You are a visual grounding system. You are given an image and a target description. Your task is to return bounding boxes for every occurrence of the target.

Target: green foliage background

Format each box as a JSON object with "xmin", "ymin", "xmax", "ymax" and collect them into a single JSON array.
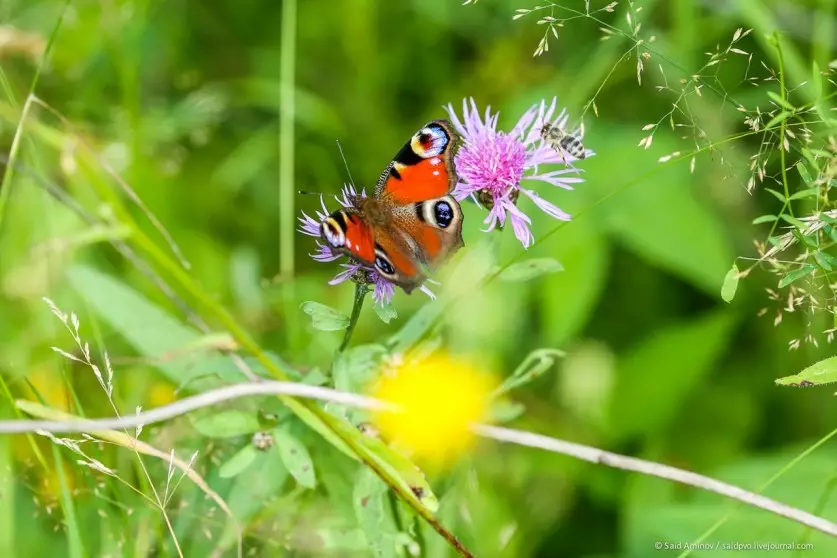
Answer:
[{"xmin": 2, "ymin": 0, "xmax": 837, "ymax": 556}]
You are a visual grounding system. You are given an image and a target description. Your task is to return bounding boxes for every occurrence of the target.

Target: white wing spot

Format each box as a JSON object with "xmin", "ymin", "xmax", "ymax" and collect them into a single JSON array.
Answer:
[
  {"xmin": 430, "ymin": 157, "xmax": 441, "ymax": 166},
  {"xmin": 432, "ymin": 170, "xmax": 440, "ymax": 176}
]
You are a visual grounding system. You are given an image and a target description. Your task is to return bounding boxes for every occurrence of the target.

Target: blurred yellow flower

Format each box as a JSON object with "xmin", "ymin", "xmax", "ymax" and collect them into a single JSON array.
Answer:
[{"xmin": 370, "ymin": 355, "xmax": 496, "ymax": 468}]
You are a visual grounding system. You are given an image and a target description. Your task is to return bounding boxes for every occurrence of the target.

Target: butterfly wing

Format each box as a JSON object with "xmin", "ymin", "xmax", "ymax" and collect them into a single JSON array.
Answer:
[
  {"xmin": 373, "ymin": 120, "xmax": 465, "ymax": 291},
  {"xmin": 320, "ymin": 208, "xmax": 376, "ymax": 264}
]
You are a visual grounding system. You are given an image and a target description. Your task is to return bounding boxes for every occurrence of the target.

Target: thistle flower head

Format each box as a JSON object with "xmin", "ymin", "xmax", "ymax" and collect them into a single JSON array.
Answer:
[
  {"xmin": 445, "ymin": 97, "xmax": 589, "ymax": 248},
  {"xmin": 370, "ymin": 354, "xmax": 496, "ymax": 468}
]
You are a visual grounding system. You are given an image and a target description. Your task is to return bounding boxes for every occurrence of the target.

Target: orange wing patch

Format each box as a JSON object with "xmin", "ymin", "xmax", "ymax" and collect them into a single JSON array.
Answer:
[
  {"xmin": 375, "ymin": 233, "xmax": 419, "ymax": 278},
  {"xmin": 342, "ymin": 213, "xmax": 375, "ymax": 264},
  {"xmin": 383, "ymin": 156, "xmax": 451, "ymax": 204}
]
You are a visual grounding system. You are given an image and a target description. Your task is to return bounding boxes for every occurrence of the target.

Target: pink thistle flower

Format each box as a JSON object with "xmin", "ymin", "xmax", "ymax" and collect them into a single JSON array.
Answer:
[
  {"xmin": 445, "ymin": 97, "xmax": 589, "ymax": 248},
  {"xmin": 298, "ymin": 184, "xmax": 436, "ymax": 306}
]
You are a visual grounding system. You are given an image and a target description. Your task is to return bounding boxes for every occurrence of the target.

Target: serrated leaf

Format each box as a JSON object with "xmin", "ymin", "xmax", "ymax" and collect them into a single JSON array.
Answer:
[
  {"xmin": 218, "ymin": 445, "xmax": 259, "ymax": 478},
  {"xmin": 776, "ymin": 355, "xmax": 837, "ymax": 386},
  {"xmin": 274, "ymin": 426, "xmax": 316, "ymax": 488},
  {"xmin": 498, "ymin": 258, "xmax": 564, "ymax": 282},
  {"xmin": 192, "ymin": 410, "xmax": 261, "ymax": 438},
  {"xmin": 778, "ymin": 264, "xmax": 816, "ymax": 288},
  {"xmin": 373, "ymin": 303, "xmax": 397, "ymax": 324},
  {"xmin": 752, "ymin": 214, "xmax": 778, "ymax": 224},
  {"xmin": 300, "ymin": 301, "xmax": 350, "ymax": 331},
  {"xmin": 721, "ymin": 263, "xmax": 740, "ymax": 302}
]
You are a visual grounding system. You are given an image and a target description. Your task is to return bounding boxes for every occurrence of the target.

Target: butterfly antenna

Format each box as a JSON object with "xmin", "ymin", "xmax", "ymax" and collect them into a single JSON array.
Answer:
[
  {"xmin": 298, "ymin": 190, "xmax": 322, "ymax": 196},
  {"xmin": 336, "ymin": 139, "xmax": 355, "ymax": 188}
]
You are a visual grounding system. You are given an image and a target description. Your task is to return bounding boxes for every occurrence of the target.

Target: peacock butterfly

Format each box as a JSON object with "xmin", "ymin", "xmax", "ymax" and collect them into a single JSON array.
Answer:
[{"xmin": 320, "ymin": 120, "xmax": 464, "ymax": 293}]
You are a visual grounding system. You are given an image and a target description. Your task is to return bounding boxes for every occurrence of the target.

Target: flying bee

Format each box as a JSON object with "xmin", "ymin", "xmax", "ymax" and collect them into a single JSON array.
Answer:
[{"xmin": 540, "ymin": 122, "xmax": 586, "ymax": 160}]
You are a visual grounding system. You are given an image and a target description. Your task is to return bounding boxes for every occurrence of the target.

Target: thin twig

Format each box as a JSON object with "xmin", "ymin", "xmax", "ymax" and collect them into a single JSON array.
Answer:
[
  {"xmin": 474, "ymin": 425, "xmax": 837, "ymax": 538},
  {"xmin": 3, "ymin": 382, "xmax": 388, "ymax": 433},
  {"xmin": 4, "ymin": 381, "xmax": 837, "ymax": 539}
]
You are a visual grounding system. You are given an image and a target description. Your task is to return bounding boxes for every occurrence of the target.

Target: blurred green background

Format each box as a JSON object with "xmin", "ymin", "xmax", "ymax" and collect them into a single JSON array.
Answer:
[{"xmin": 3, "ymin": 0, "xmax": 837, "ymax": 556}]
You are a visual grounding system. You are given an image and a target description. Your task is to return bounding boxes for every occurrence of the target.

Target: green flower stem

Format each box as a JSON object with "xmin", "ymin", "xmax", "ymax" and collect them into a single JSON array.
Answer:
[{"xmin": 339, "ymin": 282, "xmax": 369, "ymax": 353}]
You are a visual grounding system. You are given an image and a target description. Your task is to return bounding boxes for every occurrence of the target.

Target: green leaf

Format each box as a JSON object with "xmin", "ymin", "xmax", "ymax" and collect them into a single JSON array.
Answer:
[
  {"xmin": 354, "ymin": 429, "xmax": 438, "ymax": 513},
  {"xmin": 490, "ymin": 400, "xmax": 526, "ymax": 423},
  {"xmin": 301, "ymin": 301, "xmax": 350, "ymax": 331},
  {"xmin": 609, "ymin": 311, "xmax": 736, "ymax": 439},
  {"xmin": 815, "ymin": 251, "xmax": 833, "ymax": 271},
  {"xmin": 494, "ymin": 348, "xmax": 564, "ymax": 397},
  {"xmin": 333, "ymin": 344, "xmax": 387, "ymax": 395},
  {"xmin": 218, "ymin": 445, "xmax": 259, "ymax": 478},
  {"xmin": 776, "ymin": 355, "xmax": 837, "ymax": 386},
  {"xmin": 764, "ymin": 188, "xmax": 787, "ymax": 203},
  {"xmin": 781, "ymin": 213, "xmax": 809, "ymax": 230},
  {"xmin": 721, "ymin": 263, "xmax": 740, "ymax": 303},
  {"xmin": 192, "ymin": 410, "xmax": 261, "ymax": 438},
  {"xmin": 778, "ymin": 264, "xmax": 816, "ymax": 288},
  {"xmin": 752, "ymin": 214, "xmax": 778, "ymax": 224},
  {"xmin": 373, "ymin": 303, "xmax": 397, "ymax": 324},
  {"xmin": 764, "ymin": 110, "xmax": 793, "ymax": 129},
  {"xmin": 813, "ymin": 60, "xmax": 824, "ymax": 100},
  {"xmin": 353, "ymin": 469, "xmax": 399, "ymax": 558},
  {"xmin": 273, "ymin": 426, "xmax": 316, "ymax": 488},
  {"xmin": 789, "ymin": 187, "xmax": 820, "ymax": 200},
  {"xmin": 498, "ymin": 258, "xmax": 564, "ymax": 282},
  {"xmin": 219, "ymin": 446, "xmax": 288, "ymax": 549},
  {"xmin": 796, "ymin": 161, "xmax": 813, "ymax": 184},
  {"xmin": 801, "ymin": 147, "xmax": 820, "ymax": 171},
  {"xmin": 767, "ymin": 90, "xmax": 796, "ymax": 110},
  {"xmin": 819, "ymin": 251, "xmax": 837, "ymax": 267}
]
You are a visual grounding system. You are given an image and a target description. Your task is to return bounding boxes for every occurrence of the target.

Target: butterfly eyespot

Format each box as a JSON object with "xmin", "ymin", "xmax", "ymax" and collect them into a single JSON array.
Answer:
[
  {"xmin": 417, "ymin": 196, "xmax": 461, "ymax": 230},
  {"xmin": 433, "ymin": 201, "xmax": 454, "ymax": 228},
  {"xmin": 411, "ymin": 124, "xmax": 448, "ymax": 158},
  {"xmin": 321, "ymin": 218, "xmax": 345, "ymax": 248},
  {"xmin": 374, "ymin": 254, "xmax": 397, "ymax": 278}
]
